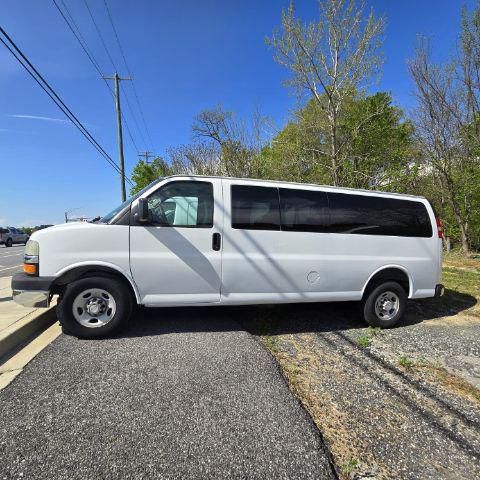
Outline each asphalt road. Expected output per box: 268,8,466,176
0,245,24,278
0,307,335,479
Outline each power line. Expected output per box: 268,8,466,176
52,0,140,152
102,0,155,150
82,0,116,71
56,0,103,75
0,26,133,187
82,0,149,150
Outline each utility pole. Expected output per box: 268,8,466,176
103,72,132,201
65,207,82,223
138,151,156,163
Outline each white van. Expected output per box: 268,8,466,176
12,176,444,338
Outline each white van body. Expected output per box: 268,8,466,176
13,176,443,334
12,176,444,337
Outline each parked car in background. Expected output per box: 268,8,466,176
0,227,29,247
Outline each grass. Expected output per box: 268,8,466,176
413,254,480,321
443,254,480,309
417,363,480,404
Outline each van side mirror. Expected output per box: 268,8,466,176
137,198,150,223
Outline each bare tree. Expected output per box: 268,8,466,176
168,106,267,178
409,21,480,254
267,0,385,185
169,143,222,176
191,106,265,177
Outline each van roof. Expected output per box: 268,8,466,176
162,175,427,201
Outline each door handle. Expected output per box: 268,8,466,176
212,233,221,251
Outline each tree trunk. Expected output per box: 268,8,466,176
442,174,470,254
330,110,339,186
459,223,470,255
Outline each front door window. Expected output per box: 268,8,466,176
147,181,213,228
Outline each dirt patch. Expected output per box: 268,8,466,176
270,335,391,479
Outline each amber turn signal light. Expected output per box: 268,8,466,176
23,263,38,275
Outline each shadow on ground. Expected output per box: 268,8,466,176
109,287,477,339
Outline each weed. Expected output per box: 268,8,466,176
263,335,281,353
367,326,382,337
356,326,382,347
398,355,415,368
356,335,371,348
284,363,302,376
342,458,359,474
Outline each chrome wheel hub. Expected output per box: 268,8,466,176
374,291,400,321
72,288,116,328
85,298,106,316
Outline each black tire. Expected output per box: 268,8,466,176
5,238,12,247
362,281,407,328
57,276,133,338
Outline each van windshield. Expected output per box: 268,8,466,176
99,178,163,224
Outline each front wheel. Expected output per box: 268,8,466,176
57,276,132,338
5,238,12,247
362,281,407,328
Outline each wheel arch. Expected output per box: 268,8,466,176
51,263,140,304
361,265,412,299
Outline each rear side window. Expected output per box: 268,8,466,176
147,181,214,227
328,193,432,237
279,188,329,232
231,185,280,230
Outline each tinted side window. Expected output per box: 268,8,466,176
328,193,432,237
279,188,329,232
231,185,280,230
147,181,213,227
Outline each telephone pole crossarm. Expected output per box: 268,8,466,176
138,151,156,164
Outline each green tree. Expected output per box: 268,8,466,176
130,157,173,195
340,92,416,190
259,92,415,189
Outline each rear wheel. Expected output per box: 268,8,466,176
57,276,132,338
362,281,407,328
5,238,12,247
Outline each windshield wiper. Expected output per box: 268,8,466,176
90,216,101,223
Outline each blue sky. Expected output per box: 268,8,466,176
0,0,474,226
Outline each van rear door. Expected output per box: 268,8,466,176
129,178,223,305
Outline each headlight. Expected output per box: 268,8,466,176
24,240,39,276
25,240,39,256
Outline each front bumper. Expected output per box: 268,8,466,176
435,284,445,297
11,273,55,308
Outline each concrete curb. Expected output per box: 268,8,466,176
0,306,57,361
0,321,62,391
